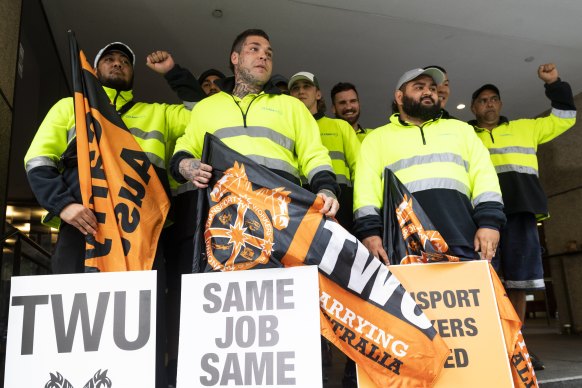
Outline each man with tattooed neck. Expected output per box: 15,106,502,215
171,29,340,216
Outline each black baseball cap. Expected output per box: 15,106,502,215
270,74,289,86
471,84,501,104
198,69,226,85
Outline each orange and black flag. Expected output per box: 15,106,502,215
383,168,538,387
490,268,540,388
194,133,450,387
382,169,462,265
69,32,169,272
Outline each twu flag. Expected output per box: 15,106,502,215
69,32,169,272
382,168,538,387
194,133,450,387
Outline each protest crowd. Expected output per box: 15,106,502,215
23,28,576,387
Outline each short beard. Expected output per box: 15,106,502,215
98,74,133,91
339,110,359,126
402,95,441,122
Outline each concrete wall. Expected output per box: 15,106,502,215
549,252,582,333
6,0,71,204
0,0,22,233
538,93,582,254
0,1,21,381
0,0,21,106
538,92,582,333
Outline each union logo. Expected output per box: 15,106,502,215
205,162,291,271
396,194,459,264
44,369,111,388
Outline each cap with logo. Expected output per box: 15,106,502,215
93,42,136,69
395,68,445,91
288,71,320,90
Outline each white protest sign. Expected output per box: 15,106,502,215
177,266,322,387
4,271,157,388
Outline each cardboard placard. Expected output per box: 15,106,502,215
4,271,157,388
358,261,513,387
177,266,322,387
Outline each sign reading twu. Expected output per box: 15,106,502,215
11,290,151,355
4,271,157,388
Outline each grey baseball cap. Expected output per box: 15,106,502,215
395,67,445,91
288,71,320,89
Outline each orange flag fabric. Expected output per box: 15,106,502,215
384,168,538,387
490,267,539,387
195,134,450,387
69,33,169,272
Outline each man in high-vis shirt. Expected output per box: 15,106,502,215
170,29,340,216
423,65,457,120
331,82,371,141
24,41,192,387
353,67,506,264
469,64,576,348
25,42,191,273
288,70,360,386
199,68,226,97
288,71,360,231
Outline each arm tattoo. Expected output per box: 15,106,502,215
318,189,337,200
179,158,202,181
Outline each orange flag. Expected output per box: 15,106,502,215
195,134,450,387
490,267,538,387
69,32,169,272
385,168,538,387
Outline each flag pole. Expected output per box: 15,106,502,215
191,133,211,273
67,30,81,93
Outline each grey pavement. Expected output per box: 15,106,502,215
524,318,582,387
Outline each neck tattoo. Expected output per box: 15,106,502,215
233,80,262,99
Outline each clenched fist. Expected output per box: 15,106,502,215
538,63,559,84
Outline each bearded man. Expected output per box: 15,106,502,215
24,41,192,387
353,67,506,264
170,29,339,216
331,82,371,141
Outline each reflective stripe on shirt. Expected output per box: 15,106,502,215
552,108,577,119
214,126,295,152
488,146,536,155
387,152,469,174
406,177,470,197
128,127,165,143
354,205,380,219
472,191,504,207
25,156,58,172
495,164,538,176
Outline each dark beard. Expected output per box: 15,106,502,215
402,95,441,122
338,110,360,126
98,74,133,91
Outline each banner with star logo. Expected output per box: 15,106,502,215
190,134,450,387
